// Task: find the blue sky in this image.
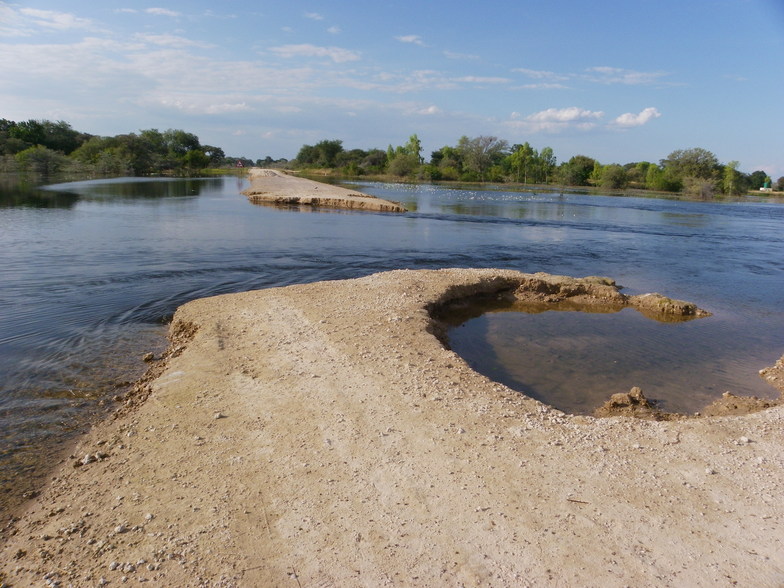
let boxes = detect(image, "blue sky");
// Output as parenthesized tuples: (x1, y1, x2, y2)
(1, 0, 783, 176)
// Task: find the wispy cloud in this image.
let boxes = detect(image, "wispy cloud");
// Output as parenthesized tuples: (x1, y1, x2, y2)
(452, 76, 511, 84)
(327, 26, 341, 35)
(585, 66, 667, 85)
(145, 8, 181, 18)
(134, 33, 214, 49)
(395, 35, 426, 47)
(513, 68, 569, 82)
(17, 8, 94, 31)
(304, 12, 324, 21)
(443, 50, 479, 61)
(269, 43, 361, 63)
(518, 83, 570, 90)
(613, 107, 662, 127)
(514, 65, 668, 87)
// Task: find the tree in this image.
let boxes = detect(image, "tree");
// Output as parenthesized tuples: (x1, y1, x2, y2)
(509, 142, 535, 183)
(776, 177, 784, 191)
(314, 139, 343, 167)
(404, 134, 423, 163)
(601, 164, 628, 189)
(538, 147, 556, 184)
(202, 145, 225, 166)
(457, 135, 509, 181)
(661, 147, 719, 182)
(359, 149, 385, 173)
(15, 145, 69, 174)
(387, 153, 419, 177)
(559, 155, 596, 186)
(748, 170, 768, 190)
(722, 161, 740, 195)
(182, 149, 210, 172)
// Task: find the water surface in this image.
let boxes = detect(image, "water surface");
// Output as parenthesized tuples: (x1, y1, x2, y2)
(1, 176, 782, 509)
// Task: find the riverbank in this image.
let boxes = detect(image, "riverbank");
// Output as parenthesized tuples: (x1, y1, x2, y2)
(242, 168, 407, 212)
(2, 268, 782, 587)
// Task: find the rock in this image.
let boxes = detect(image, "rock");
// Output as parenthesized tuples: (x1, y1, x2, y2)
(608, 387, 651, 408)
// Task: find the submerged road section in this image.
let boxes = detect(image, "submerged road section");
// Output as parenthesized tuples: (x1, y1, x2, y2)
(242, 168, 407, 212)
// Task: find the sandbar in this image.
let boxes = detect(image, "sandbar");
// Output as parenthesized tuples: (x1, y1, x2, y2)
(1, 269, 782, 587)
(242, 168, 407, 212)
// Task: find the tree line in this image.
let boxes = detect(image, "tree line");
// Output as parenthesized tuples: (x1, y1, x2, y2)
(295, 135, 779, 197)
(1, 118, 778, 196)
(0, 118, 282, 176)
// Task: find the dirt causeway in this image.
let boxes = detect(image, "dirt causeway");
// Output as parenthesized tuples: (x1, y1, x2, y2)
(242, 168, 407, 212)
(2, 269, 782, 587)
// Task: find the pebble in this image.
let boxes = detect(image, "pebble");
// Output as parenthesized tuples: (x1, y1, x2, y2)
(115, 524, 129, 534)
(705, 468, 716, 475)
(213, 412, 226, 420)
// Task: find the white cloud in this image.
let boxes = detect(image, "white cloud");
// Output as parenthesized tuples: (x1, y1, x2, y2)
(395, 35, 426, 46)
(527, 107, 604, 123)
(415, 105, 441, 115)
(304, 12, 324, 20)
(453, 76, 511, 84)
(269, 43, 360, 63)
(513, 68, 568, 81)
(134, 33, 214, 49)
(327, 26, 341, 34)
(18, 8, 94, 31)
(145, 8, 181, 17)
(506, 107, 605, 133)
(613, 107, 662, 127)
(518, 83, 569, 90)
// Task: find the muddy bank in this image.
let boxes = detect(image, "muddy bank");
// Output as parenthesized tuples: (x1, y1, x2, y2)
(2, 269, 782, 587)
(242, 168, 407, 212)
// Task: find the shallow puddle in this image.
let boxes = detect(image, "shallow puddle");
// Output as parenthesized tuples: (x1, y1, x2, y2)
(445, 300, 780, 415)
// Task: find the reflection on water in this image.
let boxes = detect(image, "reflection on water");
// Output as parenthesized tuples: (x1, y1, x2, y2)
(447, 303, 779, 415)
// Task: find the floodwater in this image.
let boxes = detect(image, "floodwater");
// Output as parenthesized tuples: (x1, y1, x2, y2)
(1, 175, 783, 509)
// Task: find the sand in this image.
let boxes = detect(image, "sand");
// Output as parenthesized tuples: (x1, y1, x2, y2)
(242, 169, 407, 212)
(1, 268, 782, 587)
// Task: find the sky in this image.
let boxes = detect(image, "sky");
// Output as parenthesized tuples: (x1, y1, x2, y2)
(1, 0, 783, 176)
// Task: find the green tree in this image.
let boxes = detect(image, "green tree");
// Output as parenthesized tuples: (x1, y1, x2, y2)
(538, 147, 556, 184)
(601, 164, 628, 189)
(15, 145, 69, 174)
(404, 134, 423, 163)
(8, 119, 46, 147)
(457, 135, 509, 181)
(182, 149, 210, 172)
(509, 142, 535, 183)
(722, 161, 740, 195)
(314, 139, 344, 167)
(387, 153, 420, 177)
(559, 155, 596, 186)
(748, 170, 768, 190)
(359, 149, 386, 173)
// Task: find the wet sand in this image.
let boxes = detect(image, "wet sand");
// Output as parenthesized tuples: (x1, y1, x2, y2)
(1, 269, 782, 587)
(242, 168, 407, 212)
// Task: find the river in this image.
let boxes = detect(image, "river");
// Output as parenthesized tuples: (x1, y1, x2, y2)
(1, 174, 783, 510)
